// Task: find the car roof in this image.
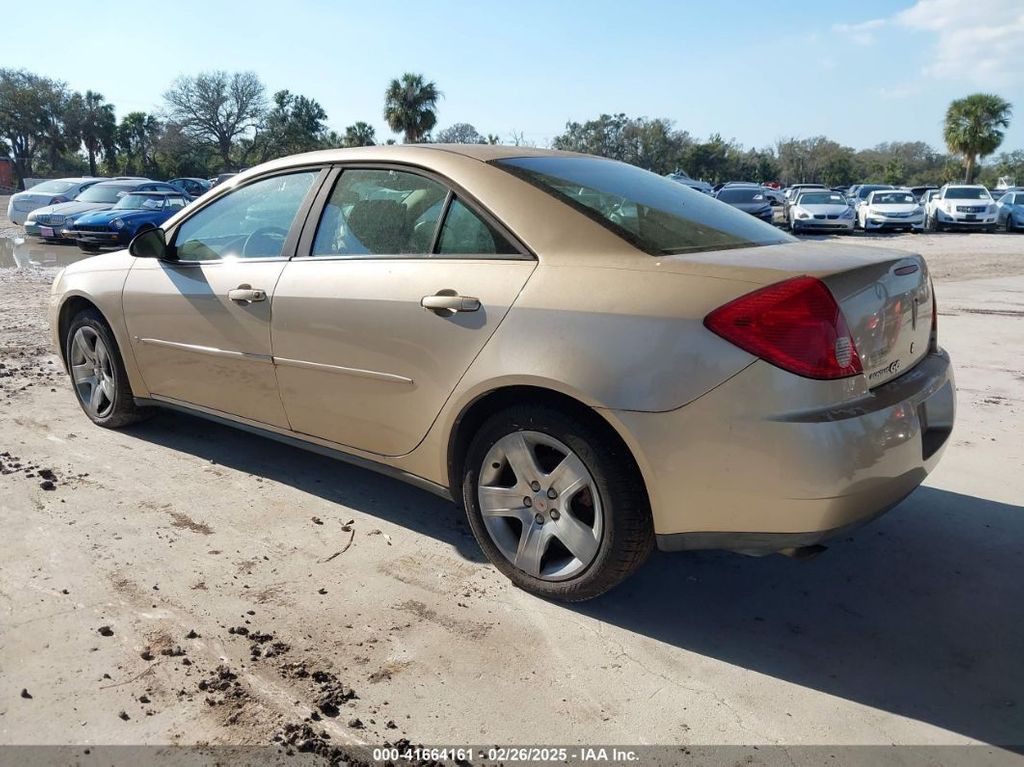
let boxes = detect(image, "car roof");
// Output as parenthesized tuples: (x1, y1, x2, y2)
(122, 190, 181, 195)
(93, 179, 154, 188)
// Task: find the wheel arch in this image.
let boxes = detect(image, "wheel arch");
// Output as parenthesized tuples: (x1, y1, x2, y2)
(445, 384, 652, 514)
(56, 294, 107, 369)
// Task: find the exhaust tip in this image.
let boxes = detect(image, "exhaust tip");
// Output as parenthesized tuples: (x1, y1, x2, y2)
(779, 544, 827, 561)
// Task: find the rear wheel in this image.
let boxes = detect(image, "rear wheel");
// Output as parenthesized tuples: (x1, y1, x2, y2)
(462, 405, 653, 601)
(64, 309, 151, 428)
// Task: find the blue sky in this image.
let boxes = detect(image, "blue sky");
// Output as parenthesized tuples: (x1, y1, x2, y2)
(5, 0, 1022, 153)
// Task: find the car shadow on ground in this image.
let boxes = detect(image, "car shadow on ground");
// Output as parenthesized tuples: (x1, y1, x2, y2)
(573, 486, 1024, 746)
(123, 409, 486, 562)
(126, 412, 1022, 744)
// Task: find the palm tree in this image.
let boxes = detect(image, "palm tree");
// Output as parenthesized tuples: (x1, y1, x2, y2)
(383, 74, 441, 143)
(69, 90, 116, 176)
(943, 94, 1013, 184)
(343, 121, 376, 147)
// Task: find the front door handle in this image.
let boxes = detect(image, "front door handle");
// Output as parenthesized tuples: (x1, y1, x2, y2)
(228, 285, 266, 303)
(421, 293, 481, 313)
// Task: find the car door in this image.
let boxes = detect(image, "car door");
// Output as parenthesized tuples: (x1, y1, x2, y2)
(122, 168, 326, 427)
(272, 166, 536, 457)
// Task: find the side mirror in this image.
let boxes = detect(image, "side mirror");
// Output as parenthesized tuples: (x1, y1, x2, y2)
(129, 227, 173, 260)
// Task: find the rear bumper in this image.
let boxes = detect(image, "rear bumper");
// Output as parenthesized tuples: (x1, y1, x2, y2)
(607, 349, 955, 550)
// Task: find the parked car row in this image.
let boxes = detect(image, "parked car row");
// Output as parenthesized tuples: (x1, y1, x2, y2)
(700, 177, 1021, 235)
(9, 175, 215, 252)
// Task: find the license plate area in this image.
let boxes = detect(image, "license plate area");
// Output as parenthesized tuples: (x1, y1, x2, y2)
(40, 226, 54, 237)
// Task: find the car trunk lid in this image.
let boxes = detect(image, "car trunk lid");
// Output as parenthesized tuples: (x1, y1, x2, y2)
(655, 241, 934, 387)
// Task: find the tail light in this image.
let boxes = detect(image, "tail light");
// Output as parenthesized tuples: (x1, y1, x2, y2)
(704, 276, 862, 380)
(50, 196, 69, 204)
(929, 280, 938, 352)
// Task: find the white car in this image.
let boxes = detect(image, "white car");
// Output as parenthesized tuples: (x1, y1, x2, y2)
(6, 177, 102, 225)
(858, 189, 925, 232)
(788, 189, 855, 233)
(925, 185, 997, 232)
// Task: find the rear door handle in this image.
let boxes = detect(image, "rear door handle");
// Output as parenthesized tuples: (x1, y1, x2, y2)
(228, 285, 266, 303)
(421, 293, 481, 313)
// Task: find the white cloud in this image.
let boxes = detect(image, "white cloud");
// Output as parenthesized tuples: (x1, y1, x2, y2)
(833, 18, 886, 46)
(895, 0, 1024, 86)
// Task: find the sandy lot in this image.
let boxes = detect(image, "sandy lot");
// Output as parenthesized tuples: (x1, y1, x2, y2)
(1, 198, 1023, 758)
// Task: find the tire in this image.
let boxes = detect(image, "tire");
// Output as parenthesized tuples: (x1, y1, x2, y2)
(64, 308, 152, 429)
(1007, 216, 1017, 233)
(461, 405, 654, 601)
(927, 213, 940, 232)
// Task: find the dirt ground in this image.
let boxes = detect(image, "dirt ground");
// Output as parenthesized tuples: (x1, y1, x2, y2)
(1, 196, 1023, 758)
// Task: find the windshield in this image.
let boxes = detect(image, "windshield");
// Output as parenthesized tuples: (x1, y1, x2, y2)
(857, 185, 894, 199)
(798, 192, 845, 205)
(29, 180, 78, 194)
(717, 188, 765, 203)
(76, 184, 130, 204)
(114, 193, 166, 210)
(945, 187, 991, 200)
(872, 192, 915, 205)
(495, 156, 793, 255)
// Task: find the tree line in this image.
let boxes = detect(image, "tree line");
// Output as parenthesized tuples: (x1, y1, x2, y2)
(0, 67, 1016, 190)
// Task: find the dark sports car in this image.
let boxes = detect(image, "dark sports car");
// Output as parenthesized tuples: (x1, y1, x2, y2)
(63, 191, 189, 252)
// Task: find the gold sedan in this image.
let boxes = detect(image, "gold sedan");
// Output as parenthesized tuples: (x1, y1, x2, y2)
(50, 145, 956, 601)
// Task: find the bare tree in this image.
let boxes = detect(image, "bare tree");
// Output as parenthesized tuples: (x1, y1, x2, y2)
(164, 71, 267, 169)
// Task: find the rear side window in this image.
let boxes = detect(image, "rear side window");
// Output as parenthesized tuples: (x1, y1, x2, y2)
(438, 199, 518, 255)
(495, 156, 792, 255)
(312, 169, 447, 256)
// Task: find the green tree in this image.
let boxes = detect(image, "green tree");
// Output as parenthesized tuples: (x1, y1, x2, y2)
(342, 121, 376, 147)
(552, 114, 689, 174)
(66, 90, 117, 176)
(383, 73, 441, 143)
(0, 69, 68, 185)
(256, 89, 328, 161)
(435, 122, 486, 144)
(943, 93, 1013, 183)
(117, 112, 162, 176)
(164, 71, 267, 169)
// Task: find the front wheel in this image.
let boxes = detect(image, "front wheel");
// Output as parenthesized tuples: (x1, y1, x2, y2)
(64, 309, 152, 428)
(462, 405, 653, 601)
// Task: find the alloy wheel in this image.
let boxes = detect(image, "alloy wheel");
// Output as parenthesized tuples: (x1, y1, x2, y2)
(70, 326, 116, 418)
(477, 430, 603, 581)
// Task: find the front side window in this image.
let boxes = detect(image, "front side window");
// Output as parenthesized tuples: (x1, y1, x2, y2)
(312, 169, 448, 256)
(173, 171, 317, 261)
(496, 156, 792, 255)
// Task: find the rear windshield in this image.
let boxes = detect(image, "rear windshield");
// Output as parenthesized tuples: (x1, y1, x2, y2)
(717, 188, 765, 203)
(29, 180, 78, 194)
(945, 187, 991, 200)
(495, 156, 793, 255)
(77, 184, 131, 203)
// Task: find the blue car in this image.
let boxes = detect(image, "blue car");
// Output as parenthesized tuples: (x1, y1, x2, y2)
(63, 191, 189, 252)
